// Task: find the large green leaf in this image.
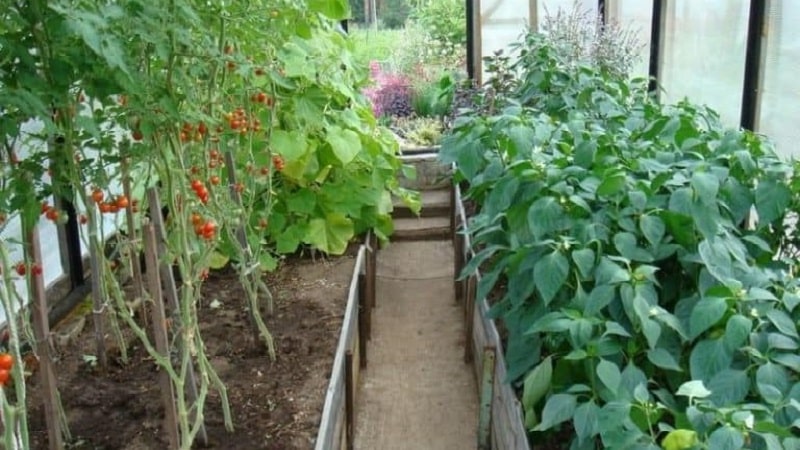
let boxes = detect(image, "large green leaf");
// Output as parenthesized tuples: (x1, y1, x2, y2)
(646, 348, 682, 372)
(596, 359, 621, 394)
(766, 309, 799, 339)
(527, 196, 564, 239)
(572, 248, 596, 279)
(691, 171, 720, 205)
(707, 369, 749, 407)
(326, 126, 362, 165)
(698, 238, 733, 284)
(708, 426, 745, 450)
(755, 179, 791, 225)
(522, 356, 552, 410)
(640, 215, 666, 246)
(304, 213, 354, 255)
(308, 0, 349, 19)
(689, 297, 727, 339)
(271, 129, 310, 161)
(533, 251, 569, 305)
(690, 339, 732, 381)
(534, 394, 577, 431)
(723, 314, 752, 352)
(597, 172, 626, 197)
(573, 401, 600, 441)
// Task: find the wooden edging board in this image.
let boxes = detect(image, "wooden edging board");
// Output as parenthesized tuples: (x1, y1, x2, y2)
(315, 231, 377, 450)
(455, 182, 532, 450)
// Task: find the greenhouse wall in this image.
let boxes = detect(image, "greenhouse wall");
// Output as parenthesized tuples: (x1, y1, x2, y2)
(471, 0, 799, 158)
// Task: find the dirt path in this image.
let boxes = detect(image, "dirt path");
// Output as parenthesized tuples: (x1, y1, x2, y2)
(354, 239, 477, 450)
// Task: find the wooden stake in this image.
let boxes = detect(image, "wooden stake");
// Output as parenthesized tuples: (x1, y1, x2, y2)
(477, 347, 496, 450)
(367, 232, 377, 310)
(146, 188, 208, 445)
(28, 227, 64, 450)
(464, 276, 476, 364)
(345, 350, 355, 450)
(143, 223, 180, 450)
(86, 223, 108, 371)
(357, 273, 368, 368)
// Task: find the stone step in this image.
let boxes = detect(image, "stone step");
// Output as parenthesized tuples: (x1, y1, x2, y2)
(392, 216, 451, 241)
(392, 189, 452, 219)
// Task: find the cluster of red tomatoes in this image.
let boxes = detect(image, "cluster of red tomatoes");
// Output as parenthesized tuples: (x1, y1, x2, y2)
(191, 213, 216, 240)
(12, 262, 42, 277)
(91, 189, 137, 215)
(190, 179, 210, 205)
(0, 353, 13, 386)
(180, 121, 209, 143)
(222, 107, 263, 135)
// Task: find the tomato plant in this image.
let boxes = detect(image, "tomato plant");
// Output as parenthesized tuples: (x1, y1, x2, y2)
(2, 0, 415, 447)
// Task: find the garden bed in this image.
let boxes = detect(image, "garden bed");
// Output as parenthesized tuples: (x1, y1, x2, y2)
(26, 246, 361, 450)
(452, 183, 531, 450)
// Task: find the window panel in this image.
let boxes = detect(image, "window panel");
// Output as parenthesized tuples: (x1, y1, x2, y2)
(661, 1, 750, 127)
(758, 1, 800, 159)
(606, 0, 653, 79)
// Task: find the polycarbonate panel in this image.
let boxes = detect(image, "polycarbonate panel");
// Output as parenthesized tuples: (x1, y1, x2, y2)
(758, 1, 800, 159)
(479, 0, 533, 83)
(606, 0, 653, 79)
(537, 0, 598, 26)
(661, 1, 750, 127)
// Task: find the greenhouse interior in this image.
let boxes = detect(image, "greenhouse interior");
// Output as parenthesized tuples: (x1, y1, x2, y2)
(0, 0, 799, 449)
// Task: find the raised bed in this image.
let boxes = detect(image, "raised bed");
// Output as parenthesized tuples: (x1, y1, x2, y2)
(314, 232, 377, 450)
(26, 236, 375, 450)
(452, 181, 532, 450)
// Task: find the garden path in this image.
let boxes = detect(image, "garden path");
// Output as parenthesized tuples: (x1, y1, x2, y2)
(353, 238, 478, 449)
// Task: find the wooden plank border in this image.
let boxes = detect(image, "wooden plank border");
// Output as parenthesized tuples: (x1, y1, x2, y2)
(315, 241, 369, 450)
(455, 184, 532, 450)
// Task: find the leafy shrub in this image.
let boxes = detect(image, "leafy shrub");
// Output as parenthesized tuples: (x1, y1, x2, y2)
(410, 0, 466, 60)
(411, 73, 456, 118)
(442, 31, 800, 449)
(363, 61, 413, 118)
(538, 1, 644, 79)
(381, 0, 410, 29)
(392, 116, 443, 147)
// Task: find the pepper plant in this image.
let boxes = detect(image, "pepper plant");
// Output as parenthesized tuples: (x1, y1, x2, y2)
(443, 32, 800, 449)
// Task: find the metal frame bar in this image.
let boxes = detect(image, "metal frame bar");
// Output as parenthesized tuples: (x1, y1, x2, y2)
(648, 0, 667, 94)
(740, 0, 768, 131)
(466, 0, 476, 79)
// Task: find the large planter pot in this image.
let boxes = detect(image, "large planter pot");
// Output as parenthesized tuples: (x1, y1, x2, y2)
(398, 150, 451, 191)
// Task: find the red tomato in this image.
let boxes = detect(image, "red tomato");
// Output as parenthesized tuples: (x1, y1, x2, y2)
(0, 354, 13, 371)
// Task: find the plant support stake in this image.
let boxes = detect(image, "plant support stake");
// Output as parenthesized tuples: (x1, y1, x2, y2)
(28, 227, 65, 450)
(143, 223, 181, 449)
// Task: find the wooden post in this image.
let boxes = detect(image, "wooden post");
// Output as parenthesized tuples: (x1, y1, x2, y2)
(357, 273, 368, 367)
(143, 223, 180, 450)
(86, 214, 108, 370)
(367, 232, 377, 311)
(345, 350, 355, 450)
(146, 188, 208, 445)
(477, 347, 496, 450)
(454, 223, 464, 304)
(28, 227, 64, 450)
(464, 276, 476, 364)
(449, 183, 457, 240)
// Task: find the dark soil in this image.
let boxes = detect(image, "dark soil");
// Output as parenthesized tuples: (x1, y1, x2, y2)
(26, 248, 357, 449)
